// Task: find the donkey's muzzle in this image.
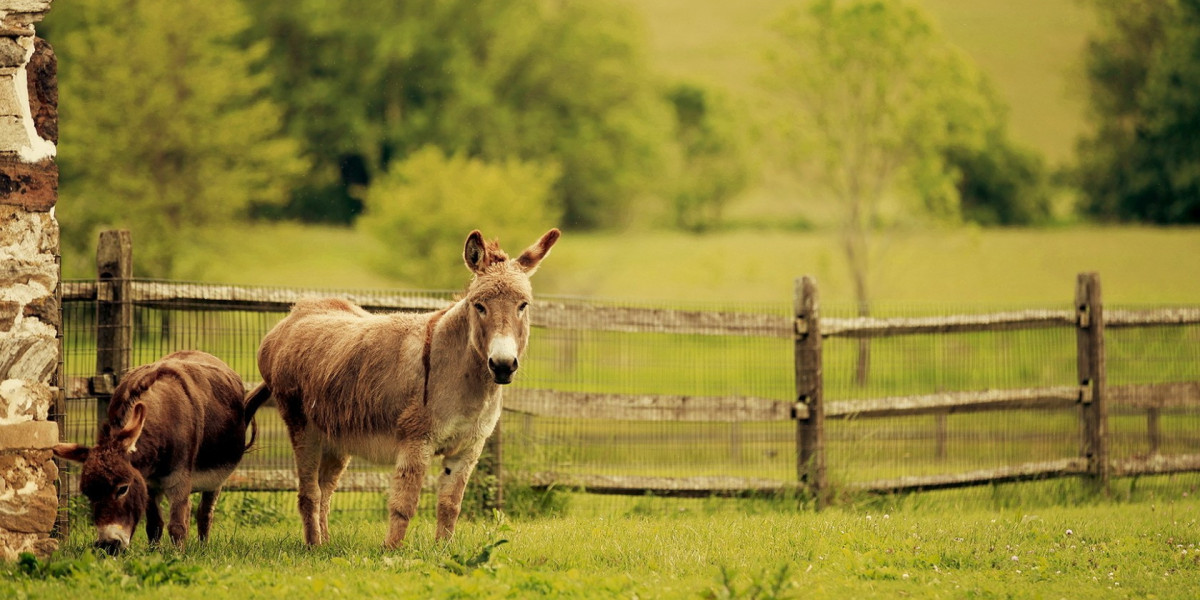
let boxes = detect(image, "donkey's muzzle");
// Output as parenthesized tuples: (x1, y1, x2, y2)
(488, 357, 518, 385)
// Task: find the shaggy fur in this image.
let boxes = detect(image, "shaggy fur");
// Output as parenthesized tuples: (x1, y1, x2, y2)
(53, 351, 261, 553)
(254, 229, 559, 547)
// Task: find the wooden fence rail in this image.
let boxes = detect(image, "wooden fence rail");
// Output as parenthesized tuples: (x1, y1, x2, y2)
(60, 231, 1200, 506)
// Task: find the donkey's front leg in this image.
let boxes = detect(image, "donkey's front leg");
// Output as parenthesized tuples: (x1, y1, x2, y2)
(384, 441, 431, 549)
(145, 490, 165, 546)
(163, 479, 192, 549)
(435, 444, 484, 540)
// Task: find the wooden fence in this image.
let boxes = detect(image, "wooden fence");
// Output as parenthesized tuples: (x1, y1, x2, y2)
(58, 231, 1200, 508)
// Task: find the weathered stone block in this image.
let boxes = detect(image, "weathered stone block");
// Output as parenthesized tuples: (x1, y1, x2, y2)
(0, 529, 56, 562)
(0, 420, 55, 448)
(0, 73, 18, 116)
(0, 1, 53, 31)
(0, 379, 52, 423)
(0, 450, 58, 533)
(0, 334, 56, 381)
(0, 39, 21, 70)
(0, 156, 56, 212)
(21, 293, 54, 328)
(0, 204, 57, 254)
(0, 299, 15, 331)
(28, 38, 55, 145)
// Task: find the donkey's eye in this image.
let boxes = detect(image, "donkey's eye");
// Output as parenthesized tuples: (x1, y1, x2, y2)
(114, 484, 129, 498)
(473, 303, 487, 316)
(518, 302, 529, 313)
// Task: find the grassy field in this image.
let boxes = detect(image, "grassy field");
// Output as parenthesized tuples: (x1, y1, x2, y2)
(9, 490, 1200, 599)
(120, 222, 1200, 307)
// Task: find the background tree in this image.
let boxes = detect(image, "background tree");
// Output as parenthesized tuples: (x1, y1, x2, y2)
(946, 131, 1052, 226)
(1077, 0, 1200, 223)
(46, 0, 306, 278)
(666, 83, 756, 232)
(245, 0, 673, 229)
(358, 147, 562, 289)
(1075, 0, 1174, 222)
(767, 0, 1032, 384)
(1130, 0, 1200, 222)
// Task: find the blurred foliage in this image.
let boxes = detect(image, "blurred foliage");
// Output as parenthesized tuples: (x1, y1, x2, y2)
(244, 0, 675, 230)
(44, 0, 307, 278)
(665, 83, 757, 232)
(36, 0, 1126, 287)
(764, 0, 1039, 318)
(766, 0, 1040, 228)
(1076, 0, 1200, 223)
(358, 147, 561, 289)
(946, 123, 1053, 226)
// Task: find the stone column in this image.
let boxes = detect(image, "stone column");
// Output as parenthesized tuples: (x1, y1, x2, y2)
(0, 0, 58, 562)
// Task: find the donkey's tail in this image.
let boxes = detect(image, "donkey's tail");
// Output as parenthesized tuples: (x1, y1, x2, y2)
(243, 382, 272, 451)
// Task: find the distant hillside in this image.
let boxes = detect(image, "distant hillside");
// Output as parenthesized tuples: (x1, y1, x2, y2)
(624, 0, 1092, 166)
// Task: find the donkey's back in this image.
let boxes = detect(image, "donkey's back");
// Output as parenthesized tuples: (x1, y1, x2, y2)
(256, 297, 427, 443)
(111, 350, 251, 487)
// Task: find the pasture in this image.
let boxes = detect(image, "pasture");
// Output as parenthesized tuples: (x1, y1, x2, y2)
(10, 488, 1200, 598)
(45, 224, 1199, 599)
(146, 223, 1200, 306)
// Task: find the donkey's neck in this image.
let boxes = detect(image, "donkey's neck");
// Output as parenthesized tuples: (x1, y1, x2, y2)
(429, 300, 494, 392)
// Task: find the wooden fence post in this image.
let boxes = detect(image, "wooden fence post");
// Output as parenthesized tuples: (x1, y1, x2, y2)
(795, 276, 827, 508)
(1075, 272, 1109, 493)
(1147, 408, 1161, 455)
(95, 230, 133, 439)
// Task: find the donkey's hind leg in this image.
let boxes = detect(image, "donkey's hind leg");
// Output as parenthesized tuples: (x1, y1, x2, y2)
(317, 450, 351, 544)
(290, 425, 325, 545)
(196, 490, 220, 543)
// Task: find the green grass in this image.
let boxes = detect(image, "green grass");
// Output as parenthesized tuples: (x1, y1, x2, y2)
(90, 222, 1200, 307)
(11, 489, 1200, 598)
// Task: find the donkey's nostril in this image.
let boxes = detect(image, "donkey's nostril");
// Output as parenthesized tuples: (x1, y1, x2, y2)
(488, 357, 517, 373)
(488, 356, 518, 384)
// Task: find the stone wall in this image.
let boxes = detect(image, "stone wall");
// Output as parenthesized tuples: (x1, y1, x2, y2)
(0, 0, 58, 561)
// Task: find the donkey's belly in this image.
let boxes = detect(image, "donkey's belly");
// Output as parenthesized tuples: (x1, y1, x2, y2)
(152, 465, 237, 493)
(190, 466, 237, 492)
(333, 433, 403, 465)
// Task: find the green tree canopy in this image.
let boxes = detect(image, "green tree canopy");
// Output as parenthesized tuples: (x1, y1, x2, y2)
(46, 0, 307, 278)
(666, 83, 757, 232)
(358, 147, 561, 289)
(246, 0, 673, 229)
(1077, 0, 1200, 223)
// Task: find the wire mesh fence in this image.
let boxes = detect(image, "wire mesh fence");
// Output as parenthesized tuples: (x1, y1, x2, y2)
(57, 278, 1200, 520)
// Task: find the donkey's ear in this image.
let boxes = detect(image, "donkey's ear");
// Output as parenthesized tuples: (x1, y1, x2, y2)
(464, 230, 488, 274)
(52, 443, 90, 463)
(516, 228, 560, 275)
(116, 402, 147, 454)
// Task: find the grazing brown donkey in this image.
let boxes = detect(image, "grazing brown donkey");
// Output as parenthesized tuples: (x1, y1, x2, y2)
(54, 351, 266, 554)
(250, 228, 559, 547)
